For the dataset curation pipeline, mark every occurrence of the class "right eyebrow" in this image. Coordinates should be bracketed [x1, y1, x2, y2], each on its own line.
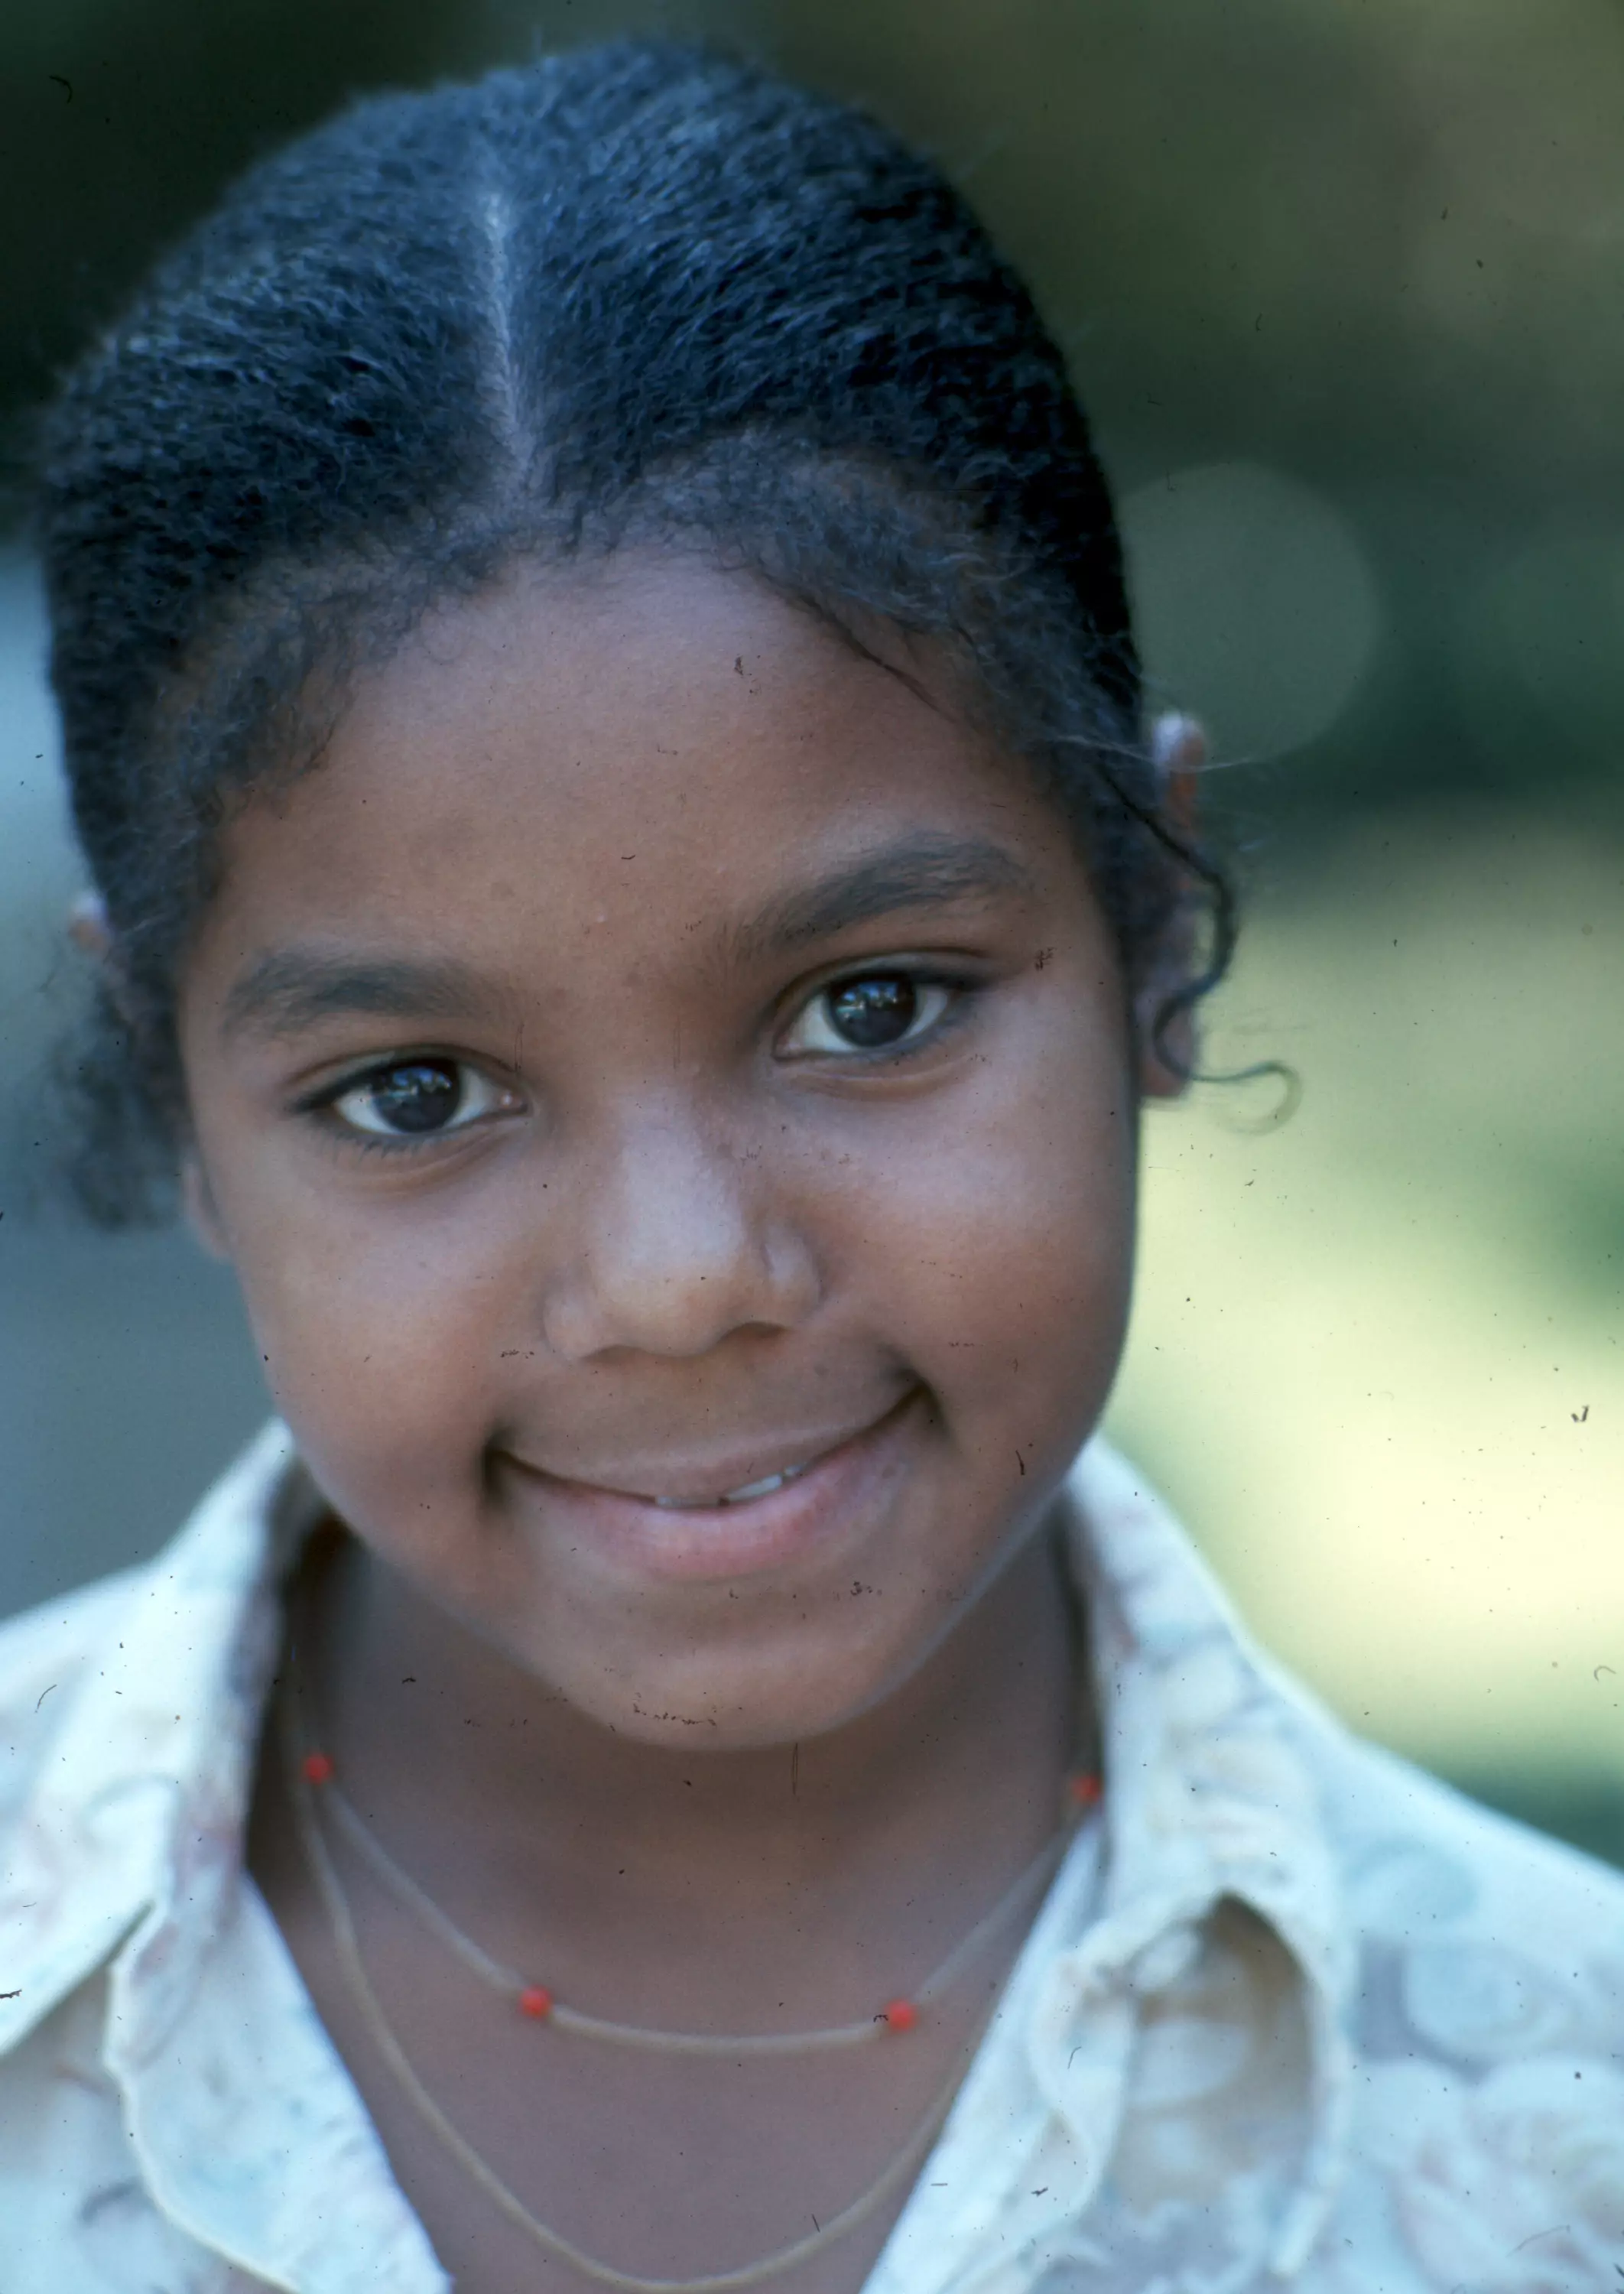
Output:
[219, 950, 502, 1045]
[726, 833, 1038, 966]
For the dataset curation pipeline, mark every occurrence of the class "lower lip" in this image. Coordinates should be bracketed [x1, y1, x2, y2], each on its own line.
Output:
[507, 1399, 919, 1584]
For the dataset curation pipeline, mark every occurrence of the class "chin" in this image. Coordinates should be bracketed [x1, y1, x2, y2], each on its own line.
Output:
[533, 1618, 918, 1753]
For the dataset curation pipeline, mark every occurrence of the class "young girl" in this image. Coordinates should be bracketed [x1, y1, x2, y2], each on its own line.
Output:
[3, 39, 1619, 2294]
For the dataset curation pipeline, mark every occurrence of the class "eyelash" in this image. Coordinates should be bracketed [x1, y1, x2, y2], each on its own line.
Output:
[299, 967, 979, 1154]
[776, 965, 976, 1064]
[297, 1056, 516, 1158]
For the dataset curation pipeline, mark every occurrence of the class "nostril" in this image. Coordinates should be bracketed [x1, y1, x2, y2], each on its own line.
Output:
[534, 1121, 820, 1363]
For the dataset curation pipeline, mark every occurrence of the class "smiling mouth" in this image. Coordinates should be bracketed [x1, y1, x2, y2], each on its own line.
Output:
[514, 1391, 918, 1516]
[504, 1394, 921, 1582]
[651, 1462, 814, 1511]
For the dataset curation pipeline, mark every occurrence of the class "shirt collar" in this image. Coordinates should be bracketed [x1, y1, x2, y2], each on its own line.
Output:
[0, 1422, 310, 2061]
[1062, 1443, 1353, 2273]
[0, 1427, 1353, 2283]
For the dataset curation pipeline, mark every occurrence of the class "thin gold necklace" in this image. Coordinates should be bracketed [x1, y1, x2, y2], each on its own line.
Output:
[278, 1660, 1097, 2292]
[291, 1711, 1082, 2049]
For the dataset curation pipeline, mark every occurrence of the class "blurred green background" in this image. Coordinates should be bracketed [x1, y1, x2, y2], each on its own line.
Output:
[0, 0, 1619, 1862]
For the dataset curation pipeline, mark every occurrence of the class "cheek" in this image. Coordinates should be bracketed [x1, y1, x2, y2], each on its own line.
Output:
[212, 1155, 518, 1506]
[817, 1019, 1136, 1439]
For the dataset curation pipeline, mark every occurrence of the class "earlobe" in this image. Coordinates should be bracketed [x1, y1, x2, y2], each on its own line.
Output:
[1138, 713, 1210, 1100]
[1150, 711, 1207, 838]
[67, 891, 140, 1029]
[67, 890, 112, 962]
[180, 1155, 232, 1262]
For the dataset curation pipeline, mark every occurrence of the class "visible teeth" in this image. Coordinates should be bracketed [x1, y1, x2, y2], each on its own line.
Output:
[722, 1469, 793, 1504]
[651, 1462, 808, 1511]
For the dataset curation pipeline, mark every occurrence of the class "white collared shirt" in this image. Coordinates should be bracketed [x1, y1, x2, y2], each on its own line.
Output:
[2, 1427, 1620, 2292]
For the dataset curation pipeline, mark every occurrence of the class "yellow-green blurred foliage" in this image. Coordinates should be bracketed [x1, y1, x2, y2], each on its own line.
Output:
[1109, 819, 1622, 1830]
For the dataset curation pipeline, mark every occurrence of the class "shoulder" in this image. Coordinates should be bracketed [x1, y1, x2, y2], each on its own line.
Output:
[0, 1425, 301, 1872]
[1066, 1445, 1624, 2284]
[0, 1568, 150, 1829]
[1302, 1701, 1624, 1984]
[1289, 1704, 1624, 2287]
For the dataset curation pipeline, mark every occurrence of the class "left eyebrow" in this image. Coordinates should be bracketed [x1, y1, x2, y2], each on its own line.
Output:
[729, 834, 1037, 963]
[219, 950, 506, 1045]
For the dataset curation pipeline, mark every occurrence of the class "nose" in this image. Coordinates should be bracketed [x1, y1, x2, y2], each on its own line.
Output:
[540, 1110, 820, 1362]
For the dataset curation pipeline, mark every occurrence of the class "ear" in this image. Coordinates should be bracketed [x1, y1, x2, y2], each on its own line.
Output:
[180, 1152, 232, 1262]
[1150, 710, 1206, 830]
[1136, 713, 1209, 1100]
[67, 892, 137, 1029]
[70, 892, 223, 1232]
[67, 889, 113, 960]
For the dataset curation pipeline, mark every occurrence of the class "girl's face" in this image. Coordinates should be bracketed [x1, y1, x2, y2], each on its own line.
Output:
[179, 555, 1140, 1749]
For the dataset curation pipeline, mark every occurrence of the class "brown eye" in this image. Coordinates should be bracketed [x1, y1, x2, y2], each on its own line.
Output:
[330, 1058, 504, 1139]
[829, 976, 918, 1048]
[783, 974, 954, 1058]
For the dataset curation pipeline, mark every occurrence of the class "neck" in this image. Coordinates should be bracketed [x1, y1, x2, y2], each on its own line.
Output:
[293, 1512, 1085, 2014]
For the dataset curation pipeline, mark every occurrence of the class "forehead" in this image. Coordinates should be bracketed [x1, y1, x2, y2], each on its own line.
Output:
[195, 553, 1080, 979]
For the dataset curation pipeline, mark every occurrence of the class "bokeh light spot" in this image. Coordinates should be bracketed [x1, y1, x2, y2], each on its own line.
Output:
[1121, 461, 1382, 762]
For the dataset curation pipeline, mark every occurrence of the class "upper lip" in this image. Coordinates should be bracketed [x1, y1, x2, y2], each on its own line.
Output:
[505, 1403, 905, 1509]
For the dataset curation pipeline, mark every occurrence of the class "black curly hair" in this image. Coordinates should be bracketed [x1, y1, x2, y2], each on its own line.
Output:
[36, 37, 1231, 1223]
